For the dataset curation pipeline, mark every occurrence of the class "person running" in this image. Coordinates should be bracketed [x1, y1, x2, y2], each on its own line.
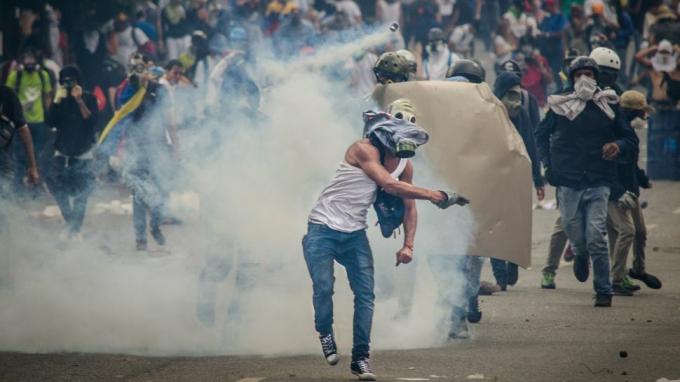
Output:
[536, 56, 637, 307]
[303, 99, 468, 380]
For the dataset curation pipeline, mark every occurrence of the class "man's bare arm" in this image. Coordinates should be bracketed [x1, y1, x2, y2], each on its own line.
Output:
[17, 125, 39, 184]
[635, 45, 655, 68]
[350, 142, 445, 203]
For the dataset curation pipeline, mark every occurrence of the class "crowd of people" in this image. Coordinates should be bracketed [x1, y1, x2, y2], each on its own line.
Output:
[1, 0, 679, 380]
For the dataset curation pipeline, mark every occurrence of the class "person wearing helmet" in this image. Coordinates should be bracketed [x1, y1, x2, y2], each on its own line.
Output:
[445, 58, 485, 83]
[590, 47, 622, 94]
[423, 27, 459, 80]
[373, 51, 410, 84]
[605, 90, 662, 296]
[304, 100, 468, 380]
[536, 56, 638, 307]
[539, 49, 580, 290]
[616, 91, 662, 291]
[488, 71, 545, 292]
[396, 49, 418, 80]
[499, 59, 541, 133]
[441, 57, 488, 332]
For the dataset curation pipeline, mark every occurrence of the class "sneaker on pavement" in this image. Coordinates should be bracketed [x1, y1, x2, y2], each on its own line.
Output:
[448, 307, 470, 339]
[628, 269, 662, 289]
[466, 294, 482, 323]
[319, 333, 339, 366]
[541, 272, 556, 289]
[573, 255, 589, 282]
[621, 276, 641, 291]
[150, 228, 166, 246]
[507, 263, 519, 286]
[136, 240, 148, 251]
[351, 357, 376, 381]
[594, 294, 612, 307]
[613, 282, 635, 296]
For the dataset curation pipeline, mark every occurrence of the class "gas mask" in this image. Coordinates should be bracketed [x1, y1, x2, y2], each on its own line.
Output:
[426, 41, 445, 55]
[501, 86, 522, 118]
[387, 99, 418, 158]
[574, 75, 597, 100]
[23, 56, 38, 72]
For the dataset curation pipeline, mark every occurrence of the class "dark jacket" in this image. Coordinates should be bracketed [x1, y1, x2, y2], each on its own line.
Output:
[49, 92, 99, 157]
[511, 109, 544, 188]
[610, 113, 651, 200]
[536, 98, 637, 189]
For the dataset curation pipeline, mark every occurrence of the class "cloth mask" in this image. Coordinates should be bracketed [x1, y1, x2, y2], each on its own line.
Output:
[547, 84, 619, 121]
[574, 75, 597, 100]
[363, 111, 429, 158]
[651, 52, 678, 72]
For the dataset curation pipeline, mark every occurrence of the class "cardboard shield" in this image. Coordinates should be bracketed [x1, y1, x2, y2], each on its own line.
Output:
[373, 81, 533, 268]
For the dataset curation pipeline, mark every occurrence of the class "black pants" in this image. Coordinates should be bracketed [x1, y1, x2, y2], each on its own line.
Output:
[46, 156, 94, 233]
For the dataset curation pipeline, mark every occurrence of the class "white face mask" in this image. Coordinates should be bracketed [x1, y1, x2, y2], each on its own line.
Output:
[630, 117, 647, 130]
[651, 52, 678, 72]
[574, 75, 597, 100]
[426, 41, 445, 56]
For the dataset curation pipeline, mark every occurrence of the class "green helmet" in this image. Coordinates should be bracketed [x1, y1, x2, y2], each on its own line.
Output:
[373, 52, 410, 84]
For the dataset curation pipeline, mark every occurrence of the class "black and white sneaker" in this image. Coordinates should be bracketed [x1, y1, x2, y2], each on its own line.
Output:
[351, 357, 376, 381]
[319, 333, 339, 365]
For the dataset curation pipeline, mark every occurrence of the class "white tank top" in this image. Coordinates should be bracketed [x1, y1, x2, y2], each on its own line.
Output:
[308, 158, 408, 233]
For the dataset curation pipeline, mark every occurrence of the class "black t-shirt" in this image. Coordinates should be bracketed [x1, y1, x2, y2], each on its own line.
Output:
[49, 92, 99, 157]
[0, 85, 27, 129]
[0, 85, 25, 174]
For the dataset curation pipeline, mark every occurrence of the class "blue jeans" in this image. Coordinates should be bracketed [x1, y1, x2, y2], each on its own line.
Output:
[302, 223, 375, 359]
[45, 157, 94, 233]
[490, 258, 518, 286]
[124, 168, 165, 242]
[557, 186, 613, 295]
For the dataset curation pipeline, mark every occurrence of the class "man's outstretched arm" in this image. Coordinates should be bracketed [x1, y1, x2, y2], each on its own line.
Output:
[351, 142, 444, 202]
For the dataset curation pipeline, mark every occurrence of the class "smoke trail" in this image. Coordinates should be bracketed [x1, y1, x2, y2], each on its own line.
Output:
[0, 28, 475, 356]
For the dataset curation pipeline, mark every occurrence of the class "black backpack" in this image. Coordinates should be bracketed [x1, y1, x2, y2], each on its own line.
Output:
[661, 72, 680, 102]
[370, 137, 405, 238]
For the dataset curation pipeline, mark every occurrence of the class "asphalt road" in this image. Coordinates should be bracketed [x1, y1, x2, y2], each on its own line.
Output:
[1, 177, 679, 382]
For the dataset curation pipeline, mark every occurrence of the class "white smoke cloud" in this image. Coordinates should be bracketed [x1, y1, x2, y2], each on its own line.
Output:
[0, 28, 475, 356]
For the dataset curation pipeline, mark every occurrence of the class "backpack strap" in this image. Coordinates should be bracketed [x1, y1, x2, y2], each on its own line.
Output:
[14, 69, 22, 94]
[14, 68, 47, 98]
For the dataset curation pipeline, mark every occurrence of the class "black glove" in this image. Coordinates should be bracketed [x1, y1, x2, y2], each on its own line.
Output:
[433, 190, 470, 209]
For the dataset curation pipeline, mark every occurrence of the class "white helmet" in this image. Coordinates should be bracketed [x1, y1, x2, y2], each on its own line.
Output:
[590, 47, 621, 70]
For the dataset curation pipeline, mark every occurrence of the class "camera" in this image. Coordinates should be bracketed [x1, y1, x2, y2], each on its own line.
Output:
[63, 78, 76, 91]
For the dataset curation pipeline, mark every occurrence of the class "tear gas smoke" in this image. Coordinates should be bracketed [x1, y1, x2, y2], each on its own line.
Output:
[0, 28, 475, 356]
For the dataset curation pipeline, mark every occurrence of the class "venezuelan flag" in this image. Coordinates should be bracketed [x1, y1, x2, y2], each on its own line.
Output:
[97, 85, 147, 156]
